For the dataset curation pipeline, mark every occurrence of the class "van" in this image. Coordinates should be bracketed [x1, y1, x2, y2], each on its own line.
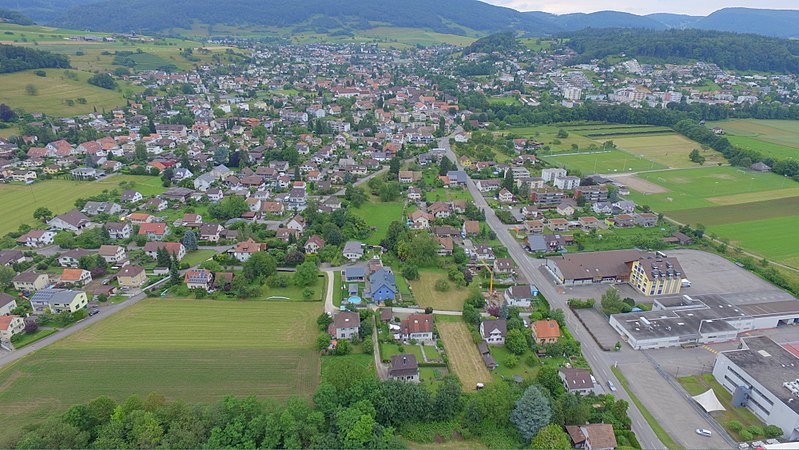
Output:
[696, 428, 712, 437]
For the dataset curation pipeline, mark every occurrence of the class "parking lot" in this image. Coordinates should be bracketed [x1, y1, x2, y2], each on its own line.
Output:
[669, 249, 788, 296]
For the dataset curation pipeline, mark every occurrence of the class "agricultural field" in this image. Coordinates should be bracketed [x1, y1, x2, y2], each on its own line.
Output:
[621, 166, 799, 267]
[0, 68, 140, 117]
[707, 119, 799, 160]
[409, 270, 472, 311]
[611, 134, 725, 168]
[0, 300, 322, 444]
[437, 321, 491, 389]
[351, 199, 405, 245]
[544, 148, 667, 174]
[0, 174, 164, 236]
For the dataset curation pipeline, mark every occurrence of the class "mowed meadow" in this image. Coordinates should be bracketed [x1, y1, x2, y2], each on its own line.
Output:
[0, 175, 165, 236]
[0, 300, 322, 444]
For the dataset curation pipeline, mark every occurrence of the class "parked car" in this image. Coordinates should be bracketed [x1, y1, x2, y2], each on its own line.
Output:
[89, 308, 100, 316]
[696, 429, 712, 437]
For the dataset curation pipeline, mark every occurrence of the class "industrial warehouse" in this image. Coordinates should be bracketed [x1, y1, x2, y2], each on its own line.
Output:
[609, 291, 799, 350]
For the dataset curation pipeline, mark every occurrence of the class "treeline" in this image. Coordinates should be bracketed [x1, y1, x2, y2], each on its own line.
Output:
[463, 32, 520, 55]
[564, 28, 799, 74]
[0, 44, 70, 73]
[10, 360, 638, 449]
[461, 95, 799, 179]
[0, 8, 34, 25]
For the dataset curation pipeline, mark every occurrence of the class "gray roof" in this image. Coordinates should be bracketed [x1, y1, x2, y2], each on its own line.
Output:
[343, 241, 363, 255]
[30, 289, 79, 305]
[389, 354, 418, 377]
[344, 266, 365, 278]
[369, 268, 397, 294]
[481, 319, 507, 337]
[0, 292, 16, 308]
[527, 234, 548, 252]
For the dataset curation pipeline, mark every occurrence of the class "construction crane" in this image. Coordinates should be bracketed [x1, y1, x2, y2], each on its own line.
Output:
[476, 259, 495, 297]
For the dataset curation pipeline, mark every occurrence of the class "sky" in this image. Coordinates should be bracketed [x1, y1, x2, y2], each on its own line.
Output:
[482, 0, 798, 15]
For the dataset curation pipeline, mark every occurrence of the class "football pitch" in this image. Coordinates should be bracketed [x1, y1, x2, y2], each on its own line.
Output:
[0, 299, 321, 444]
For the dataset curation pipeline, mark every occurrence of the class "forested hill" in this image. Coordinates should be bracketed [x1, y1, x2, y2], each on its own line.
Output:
[565, 29, 799, 74]
[0, 44, 71, 73]
[0, 8, 33, 25]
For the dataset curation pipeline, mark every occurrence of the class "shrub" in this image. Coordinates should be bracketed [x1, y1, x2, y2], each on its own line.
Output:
[764, 425, 783, 438]
[526, 354, 539, 367]
[34, 70, 46, 77]
[728, 421, 743, 432]
[505, 354, 519, 368]
[739, 430, 753, 441]
[746, 425, 764, 437]
[303, 288, 314, 299]
[434, 279, 450, 292]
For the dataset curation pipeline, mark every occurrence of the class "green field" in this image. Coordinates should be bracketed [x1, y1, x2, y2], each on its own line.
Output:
[710, 216, 799, 267]
[707, 119, 799, 160]
[0, 300, 321, 444]
[351, 199, 405, 245]
[181, 249, 218, 267]
[410, 270, 472, 311]
[0, 175, 164, 236]
[612, 134, 725, 168]
[544, 148, 667, 174]
[0, 68, 140, 116]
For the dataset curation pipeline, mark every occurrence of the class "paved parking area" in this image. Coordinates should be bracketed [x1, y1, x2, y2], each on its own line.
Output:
[574, 308, 619, 350]
[669, 249, 787, 296]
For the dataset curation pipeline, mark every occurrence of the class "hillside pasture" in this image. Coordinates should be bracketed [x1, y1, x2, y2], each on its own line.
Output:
[0, 175, 164, 236]
[0, 300, 321, 444]
[0, 69, 138, 116]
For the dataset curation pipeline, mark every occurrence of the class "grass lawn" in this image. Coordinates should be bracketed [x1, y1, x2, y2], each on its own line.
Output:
[0, 68, 140, 117]
[11, 329, 56, 349]
[488, 345, 540, 381]
[0, 175, 164, 236]
[380, 341, 425, 363]
[504, 125, 598, 153]
[437, 321, 490, 389]
[543, 148, 667, 174]
[257, 274, 326, 302]
[709, 215, 799, 267]
[678, 374, 765, 441]
[565, 225, 675, 253]
[0, 299, 322, 444]
[410, 270, 472, 311]
[612, 134, 725, 168]
[707, 119, 799, 160]
[351, 199, 405, 245]
[181, 249, 217, 267]
[612, 367, 683, 450]
[333, 270, 343, 307]
[107, 174, 167, 197]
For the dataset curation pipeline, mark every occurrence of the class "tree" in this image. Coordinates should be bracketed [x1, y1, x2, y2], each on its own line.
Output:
[0, 266, 14, 288]
[401, 265, 419, 280]
[601, 287, 628, 315]
[438, 156, 453, 176]
[317, 312, 333, 330]
[0, 103, 16, 122]
[33, 207, 55, 224]
[294, 261, 319, 287]
[505, 328, 528, 355]
[169, 255, 180, 285]
[181, 230, 198, 251]
[208, 196, 248, 220]
[134, 141, 148, 162]
[530, 424, 571, 449]
[345, 185, 367, 208]
[87, 73, 117, 90]
[156, 247, 171, 268]
[388, 156, 400, 178]
[510, 385, 552, 442]
[317, 332, 331, 350]
[243, 251, 276, 280]
[501, 168, 514, 192]
[25, 84, 38, 96]
[689, 148, 705, 165]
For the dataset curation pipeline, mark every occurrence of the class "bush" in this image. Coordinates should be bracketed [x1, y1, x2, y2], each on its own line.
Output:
[526, 354, 539, 367]
[303, 288, 315, 299]
[764, 425, 783, 438]
[739, 430, 753, 441]
[567, 298, 595, 309]
[34, 70, 46, 77]
[505, 354, 519, 368]
[728, 421, 743, 432]
[402, 265, 419, 280]
[745, 425, 764, 437]
[434, 279, 450, 292]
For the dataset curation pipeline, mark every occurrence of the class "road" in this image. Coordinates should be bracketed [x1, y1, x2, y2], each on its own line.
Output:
[440, 135, 669, 450]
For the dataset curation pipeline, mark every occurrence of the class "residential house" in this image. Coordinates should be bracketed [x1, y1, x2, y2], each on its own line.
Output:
[436, 236, 454, 256]
[635, 213, 658, 228]
[428, 202, 451, 218]
[48, 210, 93, 234]
[12, 272, 49, 292]
[120, 190, 143, 203]
[60, 268, 92, 287]
[143, 242, 186, 261]
[30, 289, 88, 314]
[612, 214, 635, 228]
[480, 319, 507, 345]
[0, 250, 25, 267]
[498, 188, 514, 203]
[462, 220, 480, 236]
[407, 187, 422, 201]
[409, 210, 433, 230]
[98, 245, 126, 265]
[328, 311, 360, 339]
[524, 220, 545, 234]
[286, 215, 306, 233]
[139, 223, 168, 241]
[475, 179, 501, 192]
[559, 368, 595, 395]
[343, 241, 364, 261]
[343, 267, 366, 283]
[474, 246, 495, 261]
[578, 216, 602, 231]
[541, 168, 567, 183]
[575, 185, 609, 203]
[117, 265, 147, 289]
[557, 199, 577, 217]
[127, 213, 154, 224]
[398, 313, 434, 343]
[0, 293, 18, 315]
[532, 319, 561, 345]
[493, 258, 514, 275]
[185, 269, 214, 291]
[199, 223, 223, 242]
[548, 218, 569, 232]
[81, 201, 121, 216]
[16, 229, 56, 248]
[105, 222, 132, 240]
[389, 354, 420, 383]
[0, 315, 24, 341]
[504, 285, 539, 307]
[566, 424, 617, 450]
[304, 235, 325, 254]
[368, 268, 397, 302]
[554, 175, 581, 190]
[231, 239, 266, 262]
[58, 249, 93, 268]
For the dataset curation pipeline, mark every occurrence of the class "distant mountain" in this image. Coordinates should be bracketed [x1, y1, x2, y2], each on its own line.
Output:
[690, 8, 799, 39]
[0, 7, 33, 25]
[0, 0, 796, 40]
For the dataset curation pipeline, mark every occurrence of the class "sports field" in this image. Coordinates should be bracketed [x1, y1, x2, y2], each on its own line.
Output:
[410, 270, 472, 311]
[623, 166, 799, 267]
[437, 321, 491, 389]
[612, 134, 725, 168]
[0, 299, 321, 444]
[0, 175, 164, 236]
[0, 68, 139, 117]
[707, 119, 799, 160]
[544, 148, 667, 174]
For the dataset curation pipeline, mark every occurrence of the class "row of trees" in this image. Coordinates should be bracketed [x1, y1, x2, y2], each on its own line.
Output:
[0, 44, 70, 74]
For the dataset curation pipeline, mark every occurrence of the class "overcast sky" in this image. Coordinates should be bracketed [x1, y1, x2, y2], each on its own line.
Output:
[482, 0, 798, 15]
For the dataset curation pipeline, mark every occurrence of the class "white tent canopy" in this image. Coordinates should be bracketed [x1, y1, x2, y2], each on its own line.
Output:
[692, 389, 726, 413]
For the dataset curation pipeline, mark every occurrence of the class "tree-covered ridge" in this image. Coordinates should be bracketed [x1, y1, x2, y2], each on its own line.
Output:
[463, 32, 521, 55]
[564, 28, 799, 74]
[0, 44, 70, 73]
[0, 8, 34, 25]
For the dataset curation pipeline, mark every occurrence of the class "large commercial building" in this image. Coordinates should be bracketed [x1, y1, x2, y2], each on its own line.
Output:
[712, 336, 799, 440]
[609, 292, 799, 350]
[545, 250, 684, 296]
